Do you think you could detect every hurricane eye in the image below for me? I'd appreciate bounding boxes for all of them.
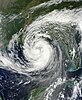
[0,1,82,100]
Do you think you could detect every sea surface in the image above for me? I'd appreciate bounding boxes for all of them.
[0,0,82,100]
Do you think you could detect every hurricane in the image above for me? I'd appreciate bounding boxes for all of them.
[0,0,82,100]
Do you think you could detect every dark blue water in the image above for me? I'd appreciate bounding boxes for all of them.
[0,68,32,100]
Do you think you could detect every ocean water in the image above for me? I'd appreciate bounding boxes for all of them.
[0,0,82,100]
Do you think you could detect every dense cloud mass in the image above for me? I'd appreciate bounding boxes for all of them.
[0,0,82,100]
